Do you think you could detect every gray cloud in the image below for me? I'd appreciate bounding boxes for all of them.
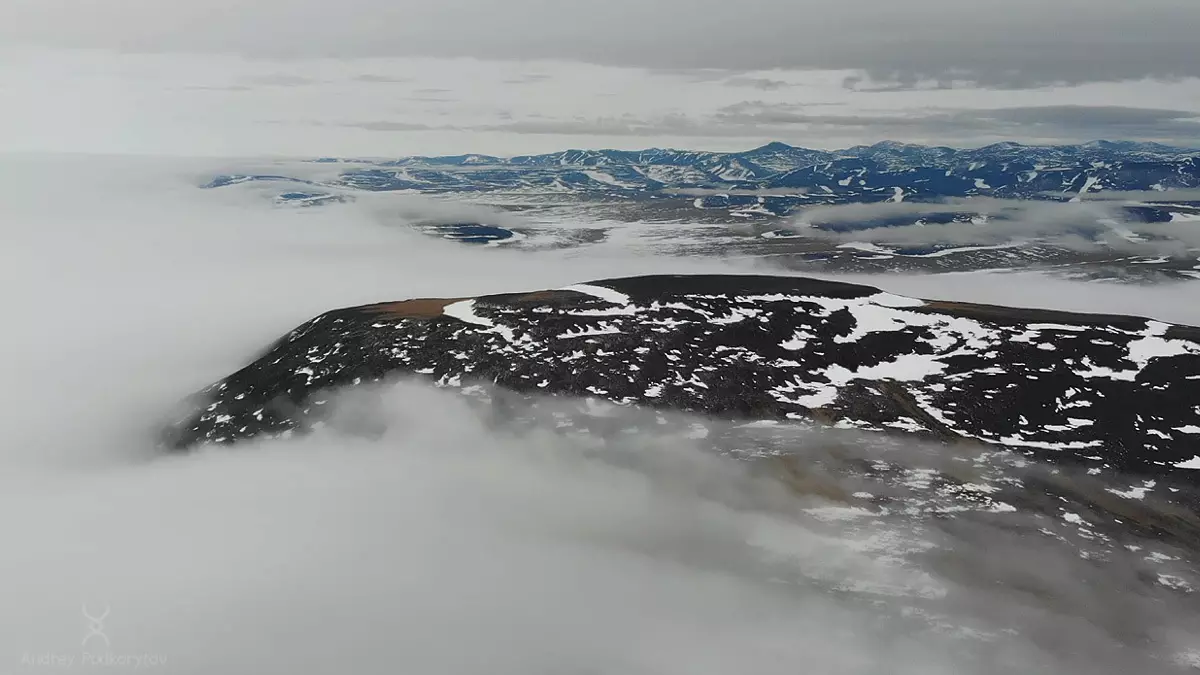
[321,103,1200,148]
[715,103,1200,146]
[2,0,1199,87]
[181,84,253,92]
[481,114,716,137]
[347,120,439,132]
[470,104,1200,146]
[502,73,553,85]
[724,76,792,91]
[718,102,1200,128]
[353,74,413,83]
[986,106,1200,126]
[246,74,317,87]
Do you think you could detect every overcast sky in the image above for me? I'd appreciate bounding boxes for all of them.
[3,49,1198,157]
[3,0,1199,87]
[1,1,1198,154]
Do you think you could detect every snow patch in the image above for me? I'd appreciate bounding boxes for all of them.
[561,284,632,306]
[442,300,517,342]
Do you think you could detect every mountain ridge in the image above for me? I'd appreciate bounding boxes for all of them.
[225,139,1200,209]
[359,139,1200,169]
[163,273,1200,483]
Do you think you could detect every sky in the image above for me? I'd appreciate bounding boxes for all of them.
[3,0,1200,87]
[1,0,1199,155]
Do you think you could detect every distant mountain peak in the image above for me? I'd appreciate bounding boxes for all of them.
[751,141,797,152]
[1082,139,1176,152]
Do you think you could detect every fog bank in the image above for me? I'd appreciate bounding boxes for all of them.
[1,155,1197,673]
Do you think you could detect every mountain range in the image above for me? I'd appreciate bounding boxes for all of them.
[208,141,1200,226]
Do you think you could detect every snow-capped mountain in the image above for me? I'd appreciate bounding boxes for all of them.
[209,140,1200,210]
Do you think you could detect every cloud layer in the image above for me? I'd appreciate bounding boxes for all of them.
[3,155,1199,672]
[785,198,1200,256]
[2,0,1199,87]
[3,50,1200,156]
[716,103,1200,146]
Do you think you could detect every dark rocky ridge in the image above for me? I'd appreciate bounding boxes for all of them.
[163,274,1200,480]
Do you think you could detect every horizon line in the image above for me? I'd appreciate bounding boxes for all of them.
[321,139,1200,162]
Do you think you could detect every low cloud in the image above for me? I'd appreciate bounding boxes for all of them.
[3,154,1200,673]
[790,197,1200,254]
[1065,189,1200,202]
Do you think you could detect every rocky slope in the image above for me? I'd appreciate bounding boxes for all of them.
[164,274,1200,481]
